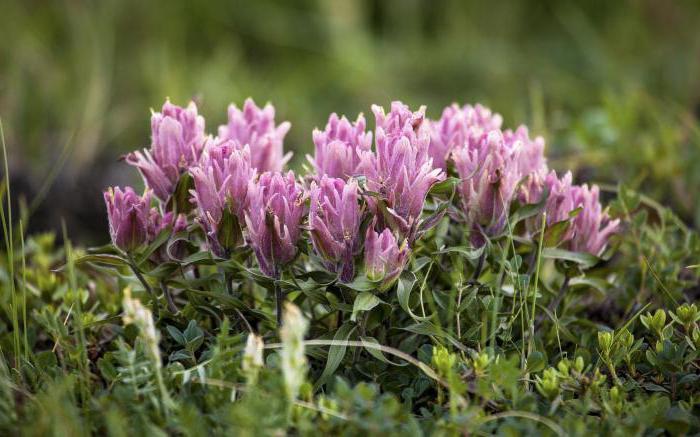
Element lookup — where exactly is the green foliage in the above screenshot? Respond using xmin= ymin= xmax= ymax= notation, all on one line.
xmin=0 ymin=181 xmax=697 ymax=435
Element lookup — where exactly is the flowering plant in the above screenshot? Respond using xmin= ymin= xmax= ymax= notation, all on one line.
xmin=101 ymin=97 xmax=620 ymax=327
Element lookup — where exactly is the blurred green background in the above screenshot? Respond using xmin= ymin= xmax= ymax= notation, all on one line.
xmin=1 ymin=0 xmax=700 ymax=244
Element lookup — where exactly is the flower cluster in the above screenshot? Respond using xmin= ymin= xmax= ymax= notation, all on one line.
xmin=245 ymin=171 xmax=307 ymax=278
xmin=126 ymin=100 xmax=206 ymax=201
xmin=189 ymin=141 xmax=255 ymax=257
xmin=104 ymin=186 xmax=185 ymax=255
xmin=307 ymin=102 xmax=445 ymax=288
xmin=519 ymin=169 xmax=620 ymax=255
xmin=308 ymin=113 xmax=372 ymax=179
xmin=364 ymin=225 xmax=411 ymax=291
xmin=105 ymin=97 xmax=620 ymax=298
xmin=432 ymin=102 xmax=619 ymax=254
xmin=358 ymin=102 xmax=445 ymax=239
xmin=309 ymin=176 xmax=363 ymax=282
xmin=218 ymin=98 xmax=292 ymax=173
xmin=428 ymin=103 xmax=503 ymax=171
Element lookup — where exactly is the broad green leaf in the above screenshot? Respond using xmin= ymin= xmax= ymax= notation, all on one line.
xmin=314 ymin=323 xmax=357 ymax=390
xmin=351 ymin=292 xmax=385 ymax=322
xmin=341 ymin=275 xmax=380 ymax=293
xmin=542 ymin=248 xmax=600 ymax=269
xmin=525 ymin=351 xmax=545 ymax=373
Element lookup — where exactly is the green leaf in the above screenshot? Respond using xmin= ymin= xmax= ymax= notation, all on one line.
xmin=509 ymin=187 xmax=549 ymax=226
xmin=59 ymin=253 xmax=129 ymax=271
xmin=144 ymin=262 xmax=179 ymax=279
xmin=217 ymin=208 xmax=243 ymax=252
xmin=360 ymin=336 xmax=408 ymax=366
xmin=542 ymin=248 xmax=600 ymax=269
xmin=351 ymin=292 xmax=385 ymax=322
xmin=526 ymin=351 xmax=545 ymax=373
xmin=341 ymin=275 xmax=380 ymax=293
xmin=167 ymin=325 xmax=186 ymax=346
xmin=396 ymin=271 xmax=430 ymax=322
xmin=314 ymin=323 xmax=357 ymax=390
xmin=569 ymin=276 xmax=610 ymax=294
xmin=428 ymin=177 xmax=459 ymax=196
xmin=180 ymin=251 xmax=215 ymax=266
xmin=169 ymin=172 xmax=195 ymax=215
xmin=135 ymin=228 xmax=171 ymax=265
xmin=435 ymin=245 xmax=485 ymax=260
xmin=401 ymin=321 xmax=468 ymax=352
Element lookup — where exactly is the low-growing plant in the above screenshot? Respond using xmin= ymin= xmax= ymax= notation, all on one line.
xmin=0 ymin=98 xmax=698 ymax=435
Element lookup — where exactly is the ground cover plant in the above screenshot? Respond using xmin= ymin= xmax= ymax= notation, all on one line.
xmin=0 ymin=97 xmax=699 ymax=436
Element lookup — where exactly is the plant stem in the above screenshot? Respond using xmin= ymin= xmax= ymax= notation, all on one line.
xmin=536 ymin=275 xmax=570 ymax=330
xmin=225 ymin=272 xmax=234 ymax=295
xmin=161 ymin=281 xmax=178 ymax=314
xmin=473 ymin=250 xmax=485 ymax=282
xmin=128 ymin=257 xmax=160 ymax=317
xmin=275 ymin=281 xmax=283 ymax=328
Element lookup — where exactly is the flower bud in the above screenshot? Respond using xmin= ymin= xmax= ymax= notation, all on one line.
xmin=364 ymin=224 xmax=410 ymax=291
xmin=190 ymin=141 xmax=255 ymax=257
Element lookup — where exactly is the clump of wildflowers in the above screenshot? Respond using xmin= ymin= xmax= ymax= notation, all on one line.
xmin=245 ymin=171 xmax=307 ymax=278
xmin=364 ymin=223 xmax=410 ymax=291
xmin=309 ymin=176 xmax=363 ymax=282
xmin=126 ymin=100 xmax=206 ymax=201
xmin=190 ymin=141 xmax=255 ymax=257
xmin=308 ymin=113 xmax=372 ymax=180
xmin=218 ymin=98 xmax=292 ymax=173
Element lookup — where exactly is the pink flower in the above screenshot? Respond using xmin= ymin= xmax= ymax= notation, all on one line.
xmin=428 ymin=103 xmax=503 ymax=170
xmin=126 ymin=100 xmax=206 ymax=201
xmin=104 ymin=187 xmax=152 ymax=251
xmin=568 ymin=184 xmax=620 ymax=255
xmin=520 ymin=170 xmax=576 ymax=239
xmin=364 ymin=224 xmax=410 ymax=291
xmin=218 ymin=98 xmax=292 ymax=173
xmin=309 ymin=176 xmax=363 ymax=282
xmin=358 ymin=102 xmax=445 ymax=239
xmin=520 ymin=171 xmax=620 ymax=255
xmin=452 ymin=130 xmax=522 ymax=245
xmin=503 ymin=125 xmax=547 ymax=178
xmin=245 ymin=171 xmax=307 ymax=278
xmin=190 ymin=140 xmax=256 ymax=257
xmin=308 ymin=113 xmax=372 ymax=179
